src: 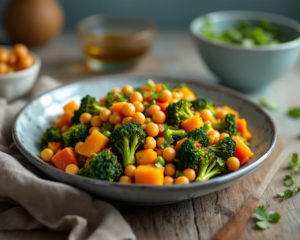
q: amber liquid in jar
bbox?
[83,32,149,64]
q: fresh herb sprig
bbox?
[254,206,281,230]
[259,99,279,111]
[287,107,300,118]
[277,153,300,200]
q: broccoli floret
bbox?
[195,150,227,182]
[208,137,236,159]
[77,150,123,182]
[72,95,106,124]
[213,113,237,136]
[164,126,187,145]
[190,97,216,114]
[62,124,89,147]
[105,91,128,107]
[166,100,193,125]
[109,122,146,167]
[187,128,209,147]
[175,139,201,169]
[41,126,62,148]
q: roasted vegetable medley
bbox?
[40,80,254,185]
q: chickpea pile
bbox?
[40,81,253,185]
[0,44,35,74]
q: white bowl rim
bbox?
[190,10,300,51]
[0,47,41,81]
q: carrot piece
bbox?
[136,149,157,165]
[48,142,62,152]
[232,136,254,165]
[56,110,74,127]
[155,84,162,92]
[156,101,169,111]
[140,86,149,91]
[173,87,196,101]
[175,137,187,151]
[111,102,126,114]
[200,109,215,124]
[99,97,107,106]
[181,115,203,132]
[63,101,79,112]
[51,147,78,171]
[134,165,164,185]
[78,130,109,158]
[236,118,252,141]
[223,106,239,120]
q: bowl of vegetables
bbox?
[190,11,300,92]
[13,74,276,205]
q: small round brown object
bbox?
[100,109,111,122]
[122,116,133,125]
[122,85,134,94]
[133,101,144,112]
[0,48,10,63]
[163,176,174,185]
[124,165,136,178]
[80,112,92,124]
[0,63,8,74]
[91,116,101,127]
[75,142,84,153]
[164,163,176,177]
[13,44,28,59]
[152,110,166,123]
[119,175,132,184]
[132,112,145,124]
[109,112,121,125]
[40,148,54,162]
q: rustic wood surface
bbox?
[1,31,300,240]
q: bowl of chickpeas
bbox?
[0,44,41,101]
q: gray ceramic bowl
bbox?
[190,11,300,92]
[13,74,276,205]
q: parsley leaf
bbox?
[287,107,300,118]
[277,189,294,200]
[175,170,184,178]
[254,206,280,230]
[284,175,294,187]
[259,99,279,111]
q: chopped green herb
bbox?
[259,99,279,111]
[175,170,184,178]
[287,107,300,118]
[298,133,300,140]
[254,206,280,230]
[286,153,299,170]
[284,175,294,187]
[155,156,165,168]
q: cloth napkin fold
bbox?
[0,76,135,240]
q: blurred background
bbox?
[1,0,300,32]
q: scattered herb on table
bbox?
[254,206,281,230]
[287,107,300,118]
[277,153,300,200]
[259,99,279,111]
[297,133,300,140]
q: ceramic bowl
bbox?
[13,74,276,205]
[0,49,41,101]
[190,11,300,92]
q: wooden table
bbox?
[1,31,300,240]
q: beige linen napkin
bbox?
[0,76,135,240]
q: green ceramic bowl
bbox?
[190,11,300,92]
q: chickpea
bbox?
[109,112,121,124]
[100,109,111,122]
[147,105,160,116]
[142,123,147,130]
[133,101,144,112]
[0,63,8,74]
[8,53,17,65]
[112,88,121,93]
[152,110,166,123]
[122,103,136,117]
[208,130,220,145]
[175,176,189,184]
[0,48,9,63]
[124,165,136,178]
[200,109,215,123]
[40,148,54,162]
[19,55,34,69]
[91,116,101,127]
[156,148,164,156]
[220,132,229,139]
[216,107,228,119]
[144,136,156,149]
[114,123,122,129]
[75,142,84,153]
[158,89,172,102]
[130,91,143,103]
[163,147,176,162]
[146,123,159,137]
[80,112,92,124]
[89,126,100,134]
[183,168,196,182]
[227,157,240,171]
[122,85,134,94]
[122,116,133,125]
[164,163,176,177]
[156,137,165,148]
[132,112,145,124]
[164,176,174,185]
[13,44,28,59]
[65,164,79,174]
[119,175,132,184]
